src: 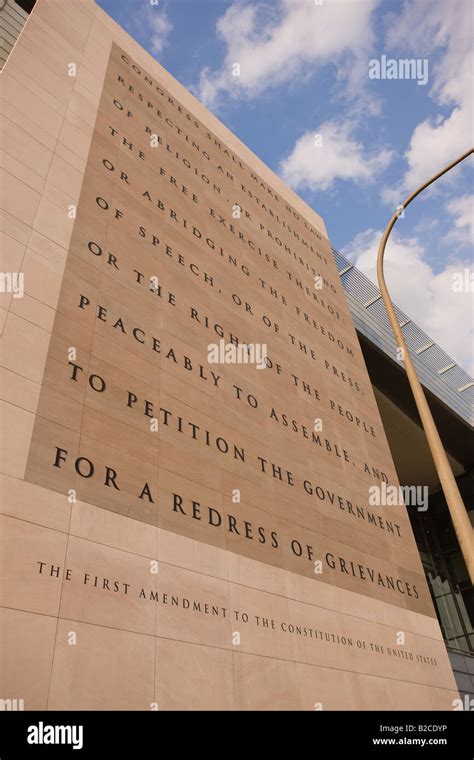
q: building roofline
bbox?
[333,248,473,427]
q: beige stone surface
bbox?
[0,0,459,711]
[0,608,57,710]
[48,620,155,710]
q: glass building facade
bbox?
[410,474,473,655]
[333,247,474,701]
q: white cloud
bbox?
[126,5,173,56]
[382,0,473,203]
[194,0,379,108]
[280,119,393,191]
[195,0,390,191]
[446,195,474,246]
[148,10,173,55]
[342,228,474,375]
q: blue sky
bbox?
[97,0,473,373]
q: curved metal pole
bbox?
[377,148,474,585]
